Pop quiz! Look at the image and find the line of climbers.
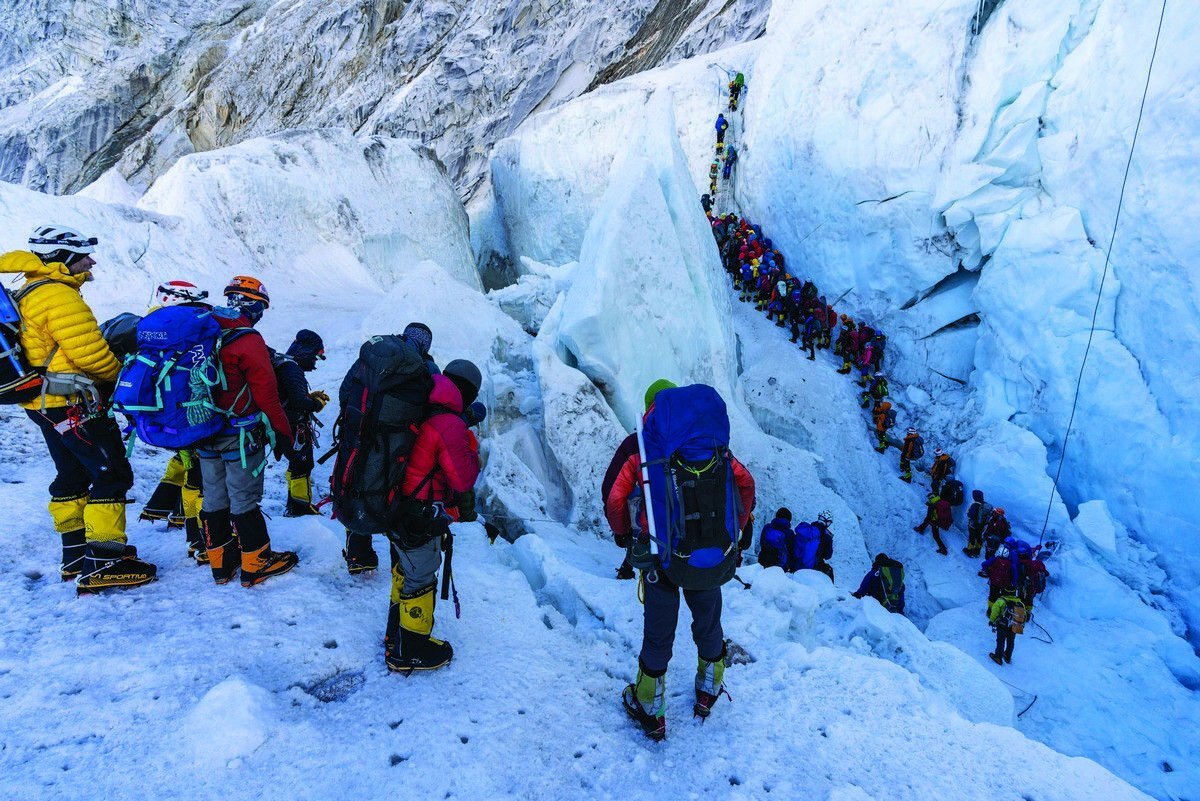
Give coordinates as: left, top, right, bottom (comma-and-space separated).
703, 206, 1053, 664
0, 225, 495, 674
700, 74, 745, 214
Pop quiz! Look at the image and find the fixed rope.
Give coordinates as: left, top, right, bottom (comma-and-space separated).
1037, 0, 1168, 544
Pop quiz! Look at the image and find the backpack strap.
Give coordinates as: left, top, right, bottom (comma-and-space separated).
12, 280, 62, 373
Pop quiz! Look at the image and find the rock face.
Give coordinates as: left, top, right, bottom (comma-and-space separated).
0, 0, 770, 197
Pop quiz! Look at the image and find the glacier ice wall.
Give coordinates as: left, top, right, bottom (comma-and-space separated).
737, 0, 1200, 640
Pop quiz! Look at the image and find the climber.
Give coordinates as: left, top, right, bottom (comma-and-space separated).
801, 312, 819, 360
982, 507, 1011, 561
136, 279, 213, 564
197, 276, 297, 588
872, 401, 895, 452
1, 226, 154, 591
723, 144, 737, 180
384, 362, 484, 673
739, 262, 755, 302
342, 321, 441, 575
820, 299, 836, 349
835, 320, 856, 374
728, 72, 745, 111
929, 448, 956, 495
757, 508, 793, 572
852, 553, 905, 614
898, 428, 924, 482
811, 510, 835, 581
767, 296, 785, 327
963, 489, 993, 558
860, 372, 889, 409
988, 592, 1027, 666
606, 381, 755, 740
913, 492, 951, 555
700, 194, 713, 214
1019, 550, 1049, 609
981, 545, 1016, 604
870, 332, 887, 369
856, 338, 876, 387
271, 330, 329, 518
715, 113, 728, 145
601, 384, 662, 581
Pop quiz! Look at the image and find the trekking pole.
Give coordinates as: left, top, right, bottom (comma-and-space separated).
441, 528, 461, 619
732, 574, 751, 590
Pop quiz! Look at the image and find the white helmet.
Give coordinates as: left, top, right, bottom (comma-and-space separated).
155, 280, 208, 307
28, 225, 97, 259
818, 510, 833, 525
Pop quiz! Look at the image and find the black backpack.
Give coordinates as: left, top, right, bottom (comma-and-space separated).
910, 436, 925, 459
99, 312, 144, 363
941, 479, 964, 506
329, 335, 433, 534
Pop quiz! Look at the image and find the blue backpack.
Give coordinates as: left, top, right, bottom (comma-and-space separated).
791, 522, 821, 570
758, 519, 792, 571
112, 306, 246, 449
640, 384, 742, 590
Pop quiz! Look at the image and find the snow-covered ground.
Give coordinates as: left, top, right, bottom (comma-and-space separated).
2, 0, 1199, 798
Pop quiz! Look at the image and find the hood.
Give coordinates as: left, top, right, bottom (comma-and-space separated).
428, 373, 464, 414
0, 250, 88, 289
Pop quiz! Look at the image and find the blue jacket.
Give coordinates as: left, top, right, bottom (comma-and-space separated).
853, 561, 905, 613
716, 116, 728, 133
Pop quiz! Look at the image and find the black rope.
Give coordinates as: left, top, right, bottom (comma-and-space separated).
1038, 0, 1168, 544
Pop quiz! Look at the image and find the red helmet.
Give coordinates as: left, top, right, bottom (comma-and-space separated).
995, 508, 1006, 516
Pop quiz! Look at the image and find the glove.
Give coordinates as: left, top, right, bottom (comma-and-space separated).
454, 489, 478, 523
483, 522, 500, 544
615, 531, 632, 550
309, 390, 330, 411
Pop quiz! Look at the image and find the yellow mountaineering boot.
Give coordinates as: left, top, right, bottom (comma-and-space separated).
386, 586, 453, 673
283, 471, 321, 517
50, 493, 87, 581
77, 501, 156, 593
181, 474, 207, 564
622, 665, 666, 741
694, 650, 728, 719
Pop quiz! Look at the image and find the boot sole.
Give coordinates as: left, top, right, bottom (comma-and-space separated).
346, 564, 378, 575
76, 575, 157, 595
385, 656, 452, 674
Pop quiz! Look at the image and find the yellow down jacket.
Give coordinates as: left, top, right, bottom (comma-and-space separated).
0, 250, 120, 410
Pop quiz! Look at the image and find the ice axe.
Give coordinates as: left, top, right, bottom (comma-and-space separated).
732, 574, 752, 590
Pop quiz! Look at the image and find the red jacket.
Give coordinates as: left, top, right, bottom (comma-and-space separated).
212, 315, 292, 443
987, 556, 1014, 589
604, 431, 755, 540
932, 498, 953, 528
401, 375, 480, 512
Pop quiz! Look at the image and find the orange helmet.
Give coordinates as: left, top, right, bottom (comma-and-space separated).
880, 401, 891, 410
224, 275, 270, 307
